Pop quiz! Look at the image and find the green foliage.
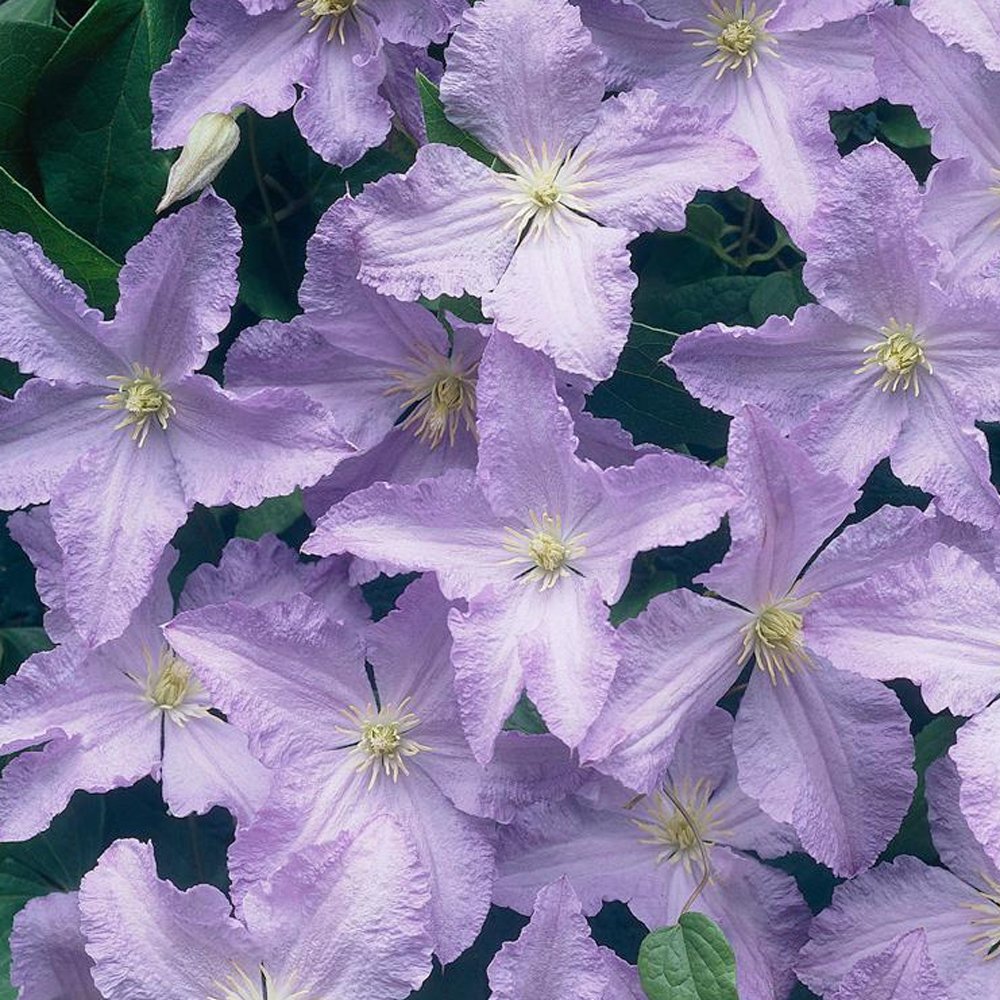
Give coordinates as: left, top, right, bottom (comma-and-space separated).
638, 912, 738, 1000
416, 71, 499, 169
235, 490, 304, 542
503, 693, 548, 734
0, 0, 55, 23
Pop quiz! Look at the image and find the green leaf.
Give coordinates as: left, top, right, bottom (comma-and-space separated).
29, 0, 190, 259
0, 0, 55, 24
748, 268, 813, 326
503, 693, 548, 734
235, 490, 304, 541
638, 912, 738, 1000
416, 71, 499, 169
0, 163, 120, 312
0, 627, 50, 679
0, 22, 63, 184
877, 103, 931, 150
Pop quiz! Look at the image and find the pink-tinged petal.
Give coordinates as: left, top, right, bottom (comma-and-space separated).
0, 232, 117, 382
734, 663, 915, 876
830, 928, 950, 1000
574, 90, 755, 232
161, 716, 271, 826
806, 544, 1000, 715
110, 195, 238, 376
10, 892, 101, 1000
931, 292, 1000, 421
600, 948, 644, 1000
164, 595, 366, 767
241, 818, 433, 996
947, 711, 1000, 874
668, 305, 871, 430
167, 376, 351, 508
484, 214, 636, 381
890, 381, 1000, 529
488, 879, 610, 1000
874, 7, 1000, 167
701, 407, 861, 608
79, 839, 256, 999
7, 508, 74, 643
579, 590, 747, 793
574, 0, 677, 89
366, 0, 464, 44
766, 0, 890, 32
0, 724, 159, 842
805, 142, 943, 329
51, 430, 187, 647
150, 0, 314, 148
797, 857, 991, 997
521, 577, 619, 749
913, 0, 1000, 71
353, 144, 516, 301
293, 20, 392, 167
304, 470, 508, 599
379, 42, 440, 144
441, 0, 605, 159
0, 380, 110, 509
179, 534, 368, 631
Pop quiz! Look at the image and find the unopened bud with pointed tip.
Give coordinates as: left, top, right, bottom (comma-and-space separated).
156, 110, 242, 213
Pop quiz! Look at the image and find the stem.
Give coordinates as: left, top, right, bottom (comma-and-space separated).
661, 784, 713, 915
632, 320, 680, 339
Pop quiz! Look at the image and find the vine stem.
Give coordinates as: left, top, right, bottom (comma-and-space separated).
660, 784, 713, 915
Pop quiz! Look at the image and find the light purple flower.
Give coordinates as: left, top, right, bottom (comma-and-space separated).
347, 0, 755, 379
827, 929, 950, 1000
164, 575, 574, 962
0, 518, 271, 841
496, 709, 807, 1000
78, 824, 433, 1000
670, 142, 1000, 528
488, 878, 643, 1000
579, 407, 917, 876
303, 331, 735, 758
0, 194, 351, 646
873, 7, 1000, 290
151, 0, 464, 166
574, 0, 884, 241
10, 892, 100, 1000
797, 756, 1000, 998
911, 0, 1000, 71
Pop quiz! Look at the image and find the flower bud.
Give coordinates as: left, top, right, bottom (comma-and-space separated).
156, 111, 242, 213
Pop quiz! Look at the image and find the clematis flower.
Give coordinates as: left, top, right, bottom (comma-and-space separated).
10, 893, 100, 1000
78, 825, 434, 1000
910, 0, 1000, 71
797, 756, 1000, 998
151, 0, 464, 166
578, 407, 917, 876
303, 331, 736, 758
488, 879, 643, 1000
495, 709, 808, 1000
0, 521, 272, 840
165, 575, 576, 963
573, 0, 885, 242
0, 194, 351, 646
873, 7, 1000, 289
670, 142, 1000, 528
347, 0, 755, 379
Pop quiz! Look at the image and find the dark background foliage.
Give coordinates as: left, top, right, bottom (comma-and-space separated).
0, 0, 975, 996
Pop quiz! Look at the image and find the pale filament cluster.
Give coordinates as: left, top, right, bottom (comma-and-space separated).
739, 592, 817, 685
386, 342, 479, 448
129, 645, 211, 726
102, 363, 175, 446
502, 511, 587, 590
631, 779, 729, 876
297, 0, 358, 44
336, 697, 430, 789
857, 318, 933, 396
209, 963, 312, 1000
966, 875, 1000, 961
499, 143, 594, 240
685, 0, 779, 80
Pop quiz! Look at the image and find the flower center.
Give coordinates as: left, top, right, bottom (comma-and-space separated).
297, 0, 357, 43
965, 875, 1000, 961
336, 698, 430, 789
856, 319, 933, 396
499, 144, 592, 240
386, 343, 478, 448
102, 363, 175, 446
129, 646, 211, 726
685, 0, 778, 79
631, 780, 728, 876
211, 964, 312, 1000
739, 593, 817, 685
502, 511, 587, 590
